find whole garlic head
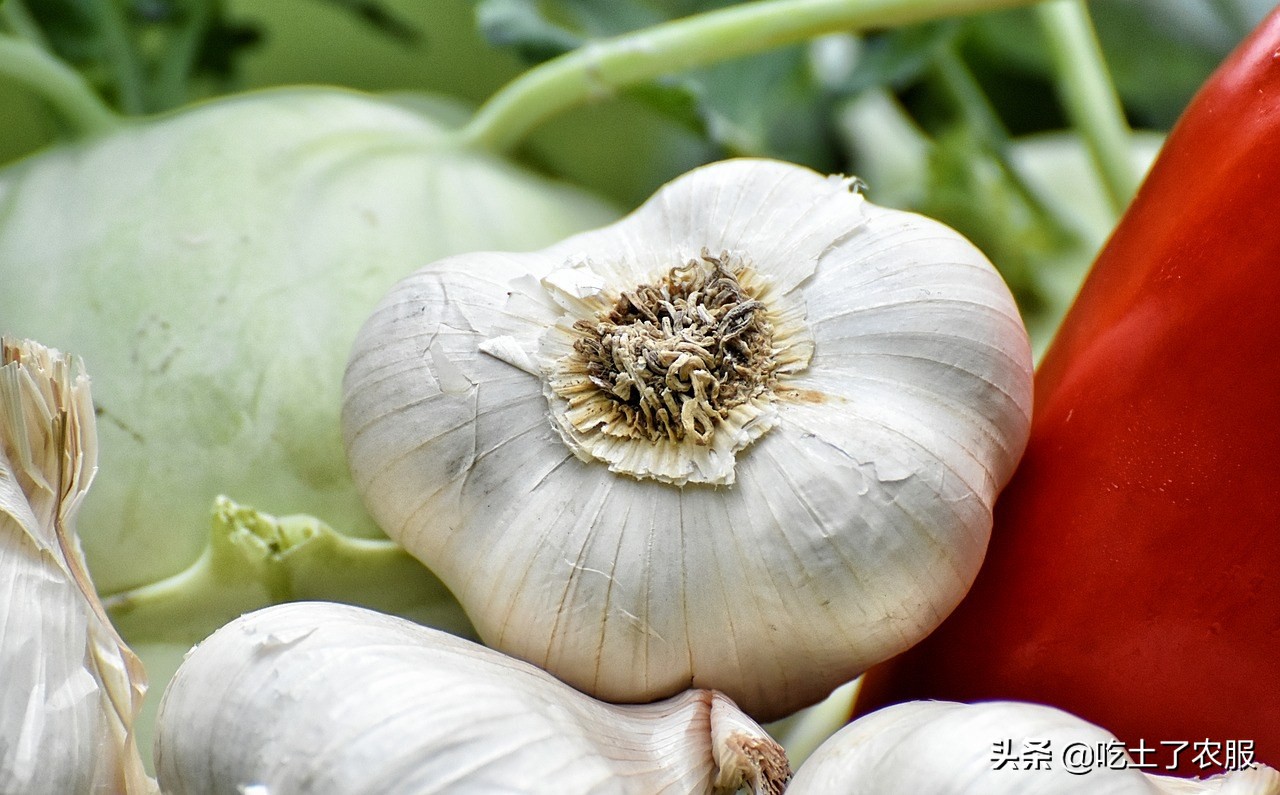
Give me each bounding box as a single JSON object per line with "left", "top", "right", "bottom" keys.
{"left": 787, "top": 700, "right": 1280, "bottom": 794}
{"left": 342, "top": 158, "right": 1033, "bottom": 720}
{"left": 154, "top": 601, "right": 790, "bottom": 794}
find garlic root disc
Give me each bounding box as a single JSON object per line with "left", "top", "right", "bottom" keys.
{"left": 342, "top": 157, "right": 1034, "bottom": 720}
{"left": 154, "top": 601, "right": 789, "bottom": 794}
{"left": 787, "top": 701, "right": 1280, "bottom": 794}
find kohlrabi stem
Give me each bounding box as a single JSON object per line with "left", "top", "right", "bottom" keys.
{"left": 102, "top": 537, "right": 415, "bottom": 642}
{"left": 0, "top": 34, "right": 119, "bottom": 135}
{"left": 459, "top": 0, "right": 1036, "bottom": 153}
{"left": 1036, "top": 0, "right": 1138, "bottom": 216}
{"left": 101, "top": 497, "right": 471, "bottom": 645}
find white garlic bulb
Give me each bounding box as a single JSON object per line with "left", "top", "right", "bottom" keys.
{"left": 342, "top": 158, "right": 1034, "bottom": 720}
{"left": 788, "top": 701, "right": 1280, "bottom": 794}
{"left": 0, "top": 338, "right": 156, "bottom": 794}
{"left": 154, "top": 601, "right": 790, "bottom": 794}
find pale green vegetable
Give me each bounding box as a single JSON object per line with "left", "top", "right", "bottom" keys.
{"left": 0, "top": 92, "right": 616, "bottom": 775}
{"left": 0, "top": 88, "right": 617, "bottom": 603}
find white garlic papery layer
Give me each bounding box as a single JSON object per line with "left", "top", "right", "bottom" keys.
{"left": 0, "top": 338, "right": 156, "bottom": 794}
{"left": 787, "top": 701, "right": 1280, "bottom": 794}
{"left": 154, "top": 601, "right": 790, "bottom": 794}
{"left": 342, "top": 158, "right": 1034, "bottom": 721}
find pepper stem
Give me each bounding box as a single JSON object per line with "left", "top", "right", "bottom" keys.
{"left": 0, "top": 33, "right": 120, "bottom": 136}
{"left": 458, "top": 0, "right": 1038, "bottom": 153}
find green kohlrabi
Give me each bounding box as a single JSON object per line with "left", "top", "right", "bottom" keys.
{"left": 0, "top": 88, "right": 623, "bottom": 771}
{"left": 0, "top": 87, "right": 618, "bottom": 602}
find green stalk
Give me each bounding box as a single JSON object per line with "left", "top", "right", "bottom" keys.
{"left": 0, "top": 34, "right": 119, "bottom": 135}
{"left": 88, "top": 0, "right": 147, "bottom": 114}
{"left": 932, "top": 45, "right": 1061, "bottom": 224}
{"left": 0, "top": 0, "right": 50, "bottom": 49}
{"left": 933, "top": 47, "right": 1006, "bottom": 148}
{"left": 102, "top": 497, "right": 471, "bottom": 645}
{"left": 837, "top": 88, "right": 933, "bottom": 207}
{"left": 1036, "top": 0, "right": 1137, "bottom": 215}
{"left": 153, "top": 0, "right": 212, "bottom": 110}
{"left": 459, "top": 0, "right": 1038, "bottom": 153}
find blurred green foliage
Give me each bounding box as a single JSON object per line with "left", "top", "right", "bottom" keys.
{"left": 0, "top": 0, "right": 1268, "bottom": 347}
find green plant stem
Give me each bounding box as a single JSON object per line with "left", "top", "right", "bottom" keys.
{"left": 837, "top": 88, "right": 932, "bottom": 207}
{"left": 458, "top": 0, "right": 1038, "bottom": 153}
{"left": 154, "top": 0, "right": 212, "bottom": 110}
{"left": 103, "top": 535, "right": 416, "bottom": 642}
{"left": 932, "top": 46, "right": 1060, "bottom": 225}
{"left": 933, "top": 47, "right": 1006, "bottom": 148}
{"left": 0, "top": 34, "right": 119, "bottom": 135}
{"left": 1036, "top": 0, "right": 1137, "bottom": 216}
{"left": 0, "top": 0, "right": 50, "bottom": 49}
{"left": 101, "top": 497, "right": 471, "bottom": 645}
{"left": 88, "top": 0, "right": 147, "bottom": 114}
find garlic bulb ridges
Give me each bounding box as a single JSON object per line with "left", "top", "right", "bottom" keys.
{"left": 154, "top": 601, "right": 790, "bottom": 794}
{"left": 342, "top": 157, "right": 1034, "bottom": 720}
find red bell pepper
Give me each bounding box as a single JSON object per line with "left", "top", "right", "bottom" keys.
{"left": 855, "top": 6, "right": 1280, "bottom": 775}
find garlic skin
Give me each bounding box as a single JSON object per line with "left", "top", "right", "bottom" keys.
{"left": 342, "top": 158, "right": 1033, "bottom": 720}
{"left": 0, "top": 338, "right": 156, "bottom": 794}
{"left": 154, "top": 601, "right": 790, "bottom": 795}
{"left": 787, "top": 701, "right": 1280, "bottom": 794}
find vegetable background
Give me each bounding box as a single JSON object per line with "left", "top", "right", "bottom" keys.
{"left": 0, "top": 0, "right": 1275, "bottom": 776}
{"left": 856, "top": 4, "right": 1280, "bottom": 771}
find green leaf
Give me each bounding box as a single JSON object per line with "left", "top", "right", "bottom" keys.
{"left": 10, "top": 0, "right": 421, "bottom": 114}
{"left": 681, "top": 45, "right": 835, "bottom": 163}
{"left": 837, "top": 20, "right": 960, "bottom": 95}
{"left": 310, "top": 0, "right": 421, "bottom": 45}
{"left": 21, "top": 0, "right": 99, "bottom": 64}
{"left": 476, "top": 0, "right": 844, "bottom": 164}
{"left": 962, "top": 1, "right": 1269, "bottom": 130}
{"left": 475, "top": 0, "right": 582, "bottom": 62}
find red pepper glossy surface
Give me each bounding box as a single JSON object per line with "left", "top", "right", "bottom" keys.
{"left": 856, "top": 7, "right": 1280, "bottom": 775}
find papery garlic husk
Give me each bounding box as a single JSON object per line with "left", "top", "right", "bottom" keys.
{"left": 154, "top": 600, "right": 790, "bottom": 794}
{"left": 788, "top": 700, "right": 1280, "bottom": 794}
{"left": 342, "top": 157, "right": 1034, "bottom": 720}
{"left": 0, "top": 337, "right": 157, "bottom": 794}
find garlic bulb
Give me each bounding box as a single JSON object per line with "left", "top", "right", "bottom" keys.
{"left": 342, "top": 157, "right": 1034, "bottom": 720}
{"left": 0, "top": 338, "right": 156, "bottom": 794}
{"left": 154, "top": 601, "right": 790, "bottom": 794}
{"left": 788, "top": 701, "right": 1280, "bottom": 794}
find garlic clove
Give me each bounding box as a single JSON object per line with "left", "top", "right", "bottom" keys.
{"left": 0, "top": 337, "right": 156, "bottom": 794}
{"left": 342, "top": 157, "right": 1033, "bottom": 720}
{"left": 787, "top": 700, "right": 1280, "bottom": 794}
{"left": 153, "top": 600, "right": 790, "bottom": 795}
